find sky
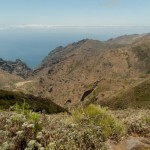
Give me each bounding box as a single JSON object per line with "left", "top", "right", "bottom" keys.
{"left": 0, "top": 0, "right": 150, "bottom": 28}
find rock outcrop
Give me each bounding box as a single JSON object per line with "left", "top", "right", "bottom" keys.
{"left": 0, "top": 58, "right": 32, "bottom": 78}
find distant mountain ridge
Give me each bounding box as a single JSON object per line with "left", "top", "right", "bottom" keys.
{"left": 0, "top": 58, "right": 32, "bottom": 78}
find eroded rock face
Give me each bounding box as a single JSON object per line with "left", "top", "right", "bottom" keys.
{"left": 0, "top": 58, "right": 32, "bottom": 78}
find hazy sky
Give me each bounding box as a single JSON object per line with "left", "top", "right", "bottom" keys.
{"left": 0, "top": 0, "right": 150, "bottom": 28}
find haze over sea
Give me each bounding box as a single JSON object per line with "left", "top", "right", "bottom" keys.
{"left": 0, "top": 26, "right": 150, "bottom": 69}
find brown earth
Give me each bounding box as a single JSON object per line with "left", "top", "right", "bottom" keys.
{"left": 28, "top": 34, "right": 150, "bottom": 108}
{"left": 1, "top": 33, "right": 150, "bottom": 109}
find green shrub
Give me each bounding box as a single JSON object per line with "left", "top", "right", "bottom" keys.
{"left": 147, "top": 70, "right": 150, "bottom": 74}
{"left": 14, "top": 101, "right": 42, "bottom": 135}
{"left": 14, "top": 100, "right": 30, "bottom": 113}
{"left": 71, "top": 104, "right": 126, "bottom": 141}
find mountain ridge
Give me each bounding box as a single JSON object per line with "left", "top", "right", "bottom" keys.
{"left": 0, "top": 58, "right": 32, "bottom": 78}
{"left": 28, "top": 33, "right": 150, "bottom": 107}
{"left": 0, "top": 33, "right": 150, "bottom": 109}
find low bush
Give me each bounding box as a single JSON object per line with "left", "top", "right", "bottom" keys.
{"left": 0, "top": 104, "right": 126, "bottom": 150}
{"left": 71, "top": 104, "right": 126, "bottom": 141}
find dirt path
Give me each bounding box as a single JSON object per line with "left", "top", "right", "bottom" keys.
{"left": 15, "top": 80, "right": 34, "bottom": 87}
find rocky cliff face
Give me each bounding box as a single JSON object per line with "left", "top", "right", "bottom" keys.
{"left": 38, "top": 39, "right": 89, "bottom": 68}
{"left": 0, "top": 58, "right": 32, "bottom": 78}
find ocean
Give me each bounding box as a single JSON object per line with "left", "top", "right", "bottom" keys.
{"left": 0, "top": 26, "right": 150, "bottom": 69}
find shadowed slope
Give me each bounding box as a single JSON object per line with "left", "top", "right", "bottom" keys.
{"left": 0, "top": 89, "right": 66, "bottom": 114}
{"left": 99, "top": 78, "right": 150, "bottom": 109}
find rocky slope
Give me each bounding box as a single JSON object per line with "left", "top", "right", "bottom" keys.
{"left": 0, "top": 58, "right": 32, "bottom": 78}
{"left": 0, "top": 70, "right": 23, "bottom": 88}
{"left": 93, "top": 77, "right": 150, "bottom": 109}
{"left": 26, "top": 33, "right": 149, "bottom": 108}
{"left": 1, "top": 34, "right": 150, "bottom": 109}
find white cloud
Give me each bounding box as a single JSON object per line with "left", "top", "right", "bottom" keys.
{"left": 0, "top": 24, "right": 149, "bottom": 31}
{"left": 0, "top": 24, "right": 54, "bottom": 31}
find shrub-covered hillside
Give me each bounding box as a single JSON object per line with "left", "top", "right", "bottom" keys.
{"left": 100, "top": 79, "right": 150, "bottom": 109}
{"left": 0, "top": 104, "right": 150, "bottom": 149}
{"left": 0, "top": 89, "right": 66, "bottom": 114}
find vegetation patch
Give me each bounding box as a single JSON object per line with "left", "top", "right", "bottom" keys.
{"left": 0, "top": 105, "right": 150, "bottom": 149}
{"left": 133, "top": 45, "right": 150, "bottom": 61}
{"left": 0, "top": 89, "right": 66, "bottom": 114}
{"left": 100, "top": 80, "right": 150, "bottom": 109}
{"left": 133, "top": 45, "right": 150, "bottom": 73}
{"left": 113, "top": 109, "right": 150, "bottom": 137}
{"left": 70, "top": 104, "right": 126, "bottom": 141}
